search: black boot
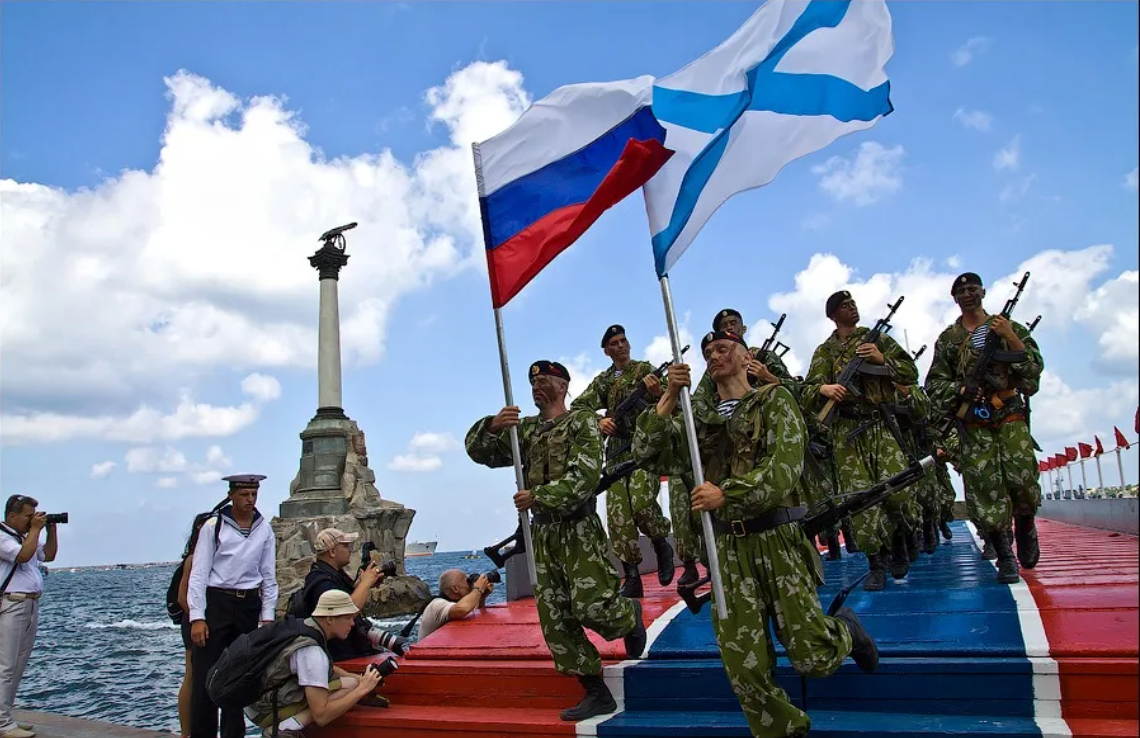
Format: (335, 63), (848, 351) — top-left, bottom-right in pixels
(889, 532), (910, 580)
(559, 675), (617, 721)
(842, 520), (860, 553)
(980, 536), (997, 560)
(993, 531), (1019, 584)
(619, 561), (643, 599)
(677, 559), (700, 589)
(834, 606), (879, 673)
(623, 598), (647, 659)
(651, 538), (675, 586)
(940, 519), (954, 540)
(1014, 515), (1040, 570)
(826, 532), (842, 561)
(922, 519), (939, 555)
(907, 529), (921, 563)
(862, 553), (887, 591)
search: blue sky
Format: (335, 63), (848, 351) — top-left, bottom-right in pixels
(2, 1), (1137, 567)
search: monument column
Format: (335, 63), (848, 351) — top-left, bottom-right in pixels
(312, 238), (349, 418)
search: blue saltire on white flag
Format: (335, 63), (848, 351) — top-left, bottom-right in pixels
(644, 0), (895, 277)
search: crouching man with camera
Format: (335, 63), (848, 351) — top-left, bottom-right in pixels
(0, 496), (61, 738)
(239, 591), (392, 738)
(416, 569), (494, 640)
(288, 529), (407, 682)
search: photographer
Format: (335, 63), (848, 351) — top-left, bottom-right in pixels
(417, 569), (493, 640)
(0, 495), (60, 738)
(290, 529), (407, 666)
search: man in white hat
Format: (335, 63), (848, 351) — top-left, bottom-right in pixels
(245, 590), (386, 737)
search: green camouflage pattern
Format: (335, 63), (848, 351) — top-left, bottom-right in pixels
(635, 384), (853, 736)
(465, 409), (636, 676)
(896, 384), (946, 524)
(804, 328), (920, 554)
(924, 316), (1044, 535)
(667, 472), (705, 563)
(572, 360), (672, 562)
(692, 347), (798, 415)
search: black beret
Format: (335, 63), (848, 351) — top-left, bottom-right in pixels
(600, 324), (625, 348)
(951, 272), (983, 295)
(223, 474), (266, 490)
(700, 330), (748, 354)
(712, 308), (742, 331)
(825, 290), (852, 318)
(529, 360), (571, 383)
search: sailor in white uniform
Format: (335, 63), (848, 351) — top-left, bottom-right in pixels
(188, 474), (278, 738)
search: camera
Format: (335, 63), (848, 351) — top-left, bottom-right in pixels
(358, 541), (397, 580)
(466, 570), (501, 588)
(366, 656), (400, 679)
(45, 513), (69, 525)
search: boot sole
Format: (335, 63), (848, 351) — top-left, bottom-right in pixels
(560, 698), (617, 722)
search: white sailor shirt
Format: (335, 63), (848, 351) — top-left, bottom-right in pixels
(187, 508), (278, 622)
(0, 523), (45, 595)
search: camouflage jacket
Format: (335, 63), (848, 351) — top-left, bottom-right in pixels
(571, 360), (660, 461)
(803, 327), (918, 413)
(924, 315), (1043, 420)
(633, 384), (806, 521)
(465, 409), (603, 516)
(692, 347), (799, 415)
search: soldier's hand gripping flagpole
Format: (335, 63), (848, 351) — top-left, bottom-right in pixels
(659, 275), (728, 620)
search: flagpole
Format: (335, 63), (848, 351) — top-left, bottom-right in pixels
(473, 142), (537, 589)
(1079, 459), (1088, 493)
(659, 275), (728, 620)
(1116, 447), (1126, 490)
(1066, 465), (1073, 495)
(1095, 454), (1105, 491)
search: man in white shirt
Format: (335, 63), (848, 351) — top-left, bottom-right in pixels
(417, 569), (493, 640)
(0, 495), (59, 738)
(188, 474), (278, 738)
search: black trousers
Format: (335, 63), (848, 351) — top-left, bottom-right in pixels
(190, 588), (261, 738)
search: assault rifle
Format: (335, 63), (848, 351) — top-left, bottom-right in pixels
(950, 272), (1031, 423)
(774, 341), (792, 358)
(759, 314), (786, 355)
(483, 459), (639, 568)
(817, 296), (905, 428)
(911, 344), (927, 363)
(1023, 314), (1042, 451)
(676, 456), (934, 615)
(605, 345), (690, 457)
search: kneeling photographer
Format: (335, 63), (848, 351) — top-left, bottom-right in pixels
(288, 529), (408, 665)
(417, 569), (496, 640)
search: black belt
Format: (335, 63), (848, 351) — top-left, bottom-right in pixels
(712, 506), (807, 537)
(531, 497), (597, 525)
(207, 586), (260, 599)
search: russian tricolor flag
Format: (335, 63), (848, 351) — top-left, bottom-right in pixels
(473, 76), (672, 308)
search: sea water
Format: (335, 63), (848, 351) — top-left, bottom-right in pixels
(15, 551), (503, 732)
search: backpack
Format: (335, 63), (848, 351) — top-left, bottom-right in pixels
(165, 560), (186, 624)
(205, 617), (325, 710)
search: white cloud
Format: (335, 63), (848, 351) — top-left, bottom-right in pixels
(560, 353), (608, 402)
(205, 445), (232, 468)
(240, 373), (282, 402)
(387, 454), (443, 473)
(408, 432), (459, 454)
(1, 391), (259, 445)
(155, 477), (179, 489)
(125, 446), (190, 473)
(811, 142), (905, 207)
(952, 107), (993, 131)
(945, 255), (963, 269)
(190, 470), (223, 485)
(1031, 371), (1140, 454)
(1074, 270), (1139, 370)
(643, 323), (696, 368)
(994, 134), (1021, 172)
(90, 461), (116, 479)
(952, 36), (993, 67)
(999, 173), (1036, 203)
(0, 62), (530, 442)
(1125, 167), (1138, 191)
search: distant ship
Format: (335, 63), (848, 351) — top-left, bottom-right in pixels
(405, 541), (438, 557)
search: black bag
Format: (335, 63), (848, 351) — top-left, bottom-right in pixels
(205, 617), (325, 709)
(165, 561), (185, 624)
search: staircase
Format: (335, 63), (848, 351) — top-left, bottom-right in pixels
(321, 520), (1137, 738)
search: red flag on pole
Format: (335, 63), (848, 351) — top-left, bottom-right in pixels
(1038, 460), (1048, 473)
(1053, 453), (1067, 467)
(1095, 436), (1105, 456)
(1114, 426), (1131, 449)
(1065, 446), (1078, 462)
(1078, 442), (1094, 459)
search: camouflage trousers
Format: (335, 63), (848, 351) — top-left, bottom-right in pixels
(532, 513), (638, 677)
(801, 451), (839, 536)
(832, 417), (917, 554)
(960, 420), (1041, 536)
(712, 523), (853, 737)
(915, 471), (943, 522)
(607, 467), (672, 563)
(667, 474), (706, 564)
(935, 462), (957, 522)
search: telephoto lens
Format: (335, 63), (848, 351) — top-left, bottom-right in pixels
(45, 513), (69, 525)
(380, 559), (397, 578)
(466, 570), (502, 587)
(369, 656), (400, 679)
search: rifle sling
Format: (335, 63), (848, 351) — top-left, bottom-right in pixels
(711, 506), (807, 537)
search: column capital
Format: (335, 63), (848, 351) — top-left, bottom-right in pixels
(309, 243), (350, 281)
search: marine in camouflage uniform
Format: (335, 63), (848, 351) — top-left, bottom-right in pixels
(803, 290), (920, 591)
(893, 382), (947, 555)
(571, 324), (674, 598)
(924, 272), (1044, 584)
(634, 330), (878, 738)
(465, 360), (647, 722)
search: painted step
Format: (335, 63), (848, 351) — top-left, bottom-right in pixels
(320, 704), (575, 738)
